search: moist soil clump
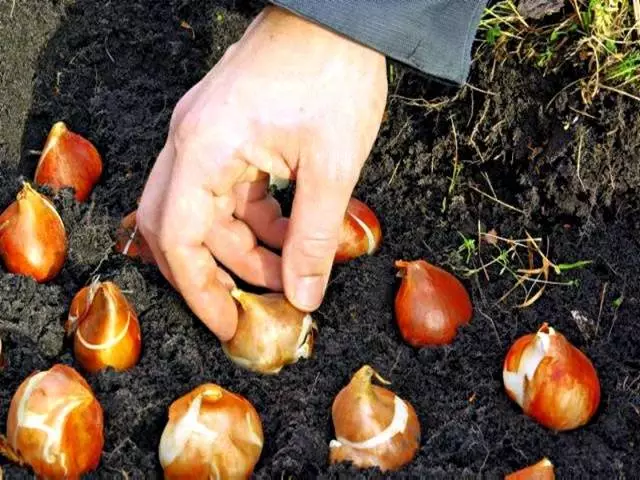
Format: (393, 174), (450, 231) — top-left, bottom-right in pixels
(1, 1), (639, 478)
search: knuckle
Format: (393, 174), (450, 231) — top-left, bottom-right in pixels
(291, 234), (338, 264)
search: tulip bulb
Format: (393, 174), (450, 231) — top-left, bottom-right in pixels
(221, 288), (316, 374)
(329, 365), (420, 471)
(159, 384), (263, 479)
(114, 210), (156, 264)
(0, 182), (67, 282)
(394, 259), (472, 346)
(66, 279), (142, 373)
(334, 198), (382, 263)
(34, 122), (103, 202)
(503, 323), (600, 431)
(506, 457), (555, 479)
(5, 364), (104, 478)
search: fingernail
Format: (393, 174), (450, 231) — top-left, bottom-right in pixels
(294, 275), (325, 310)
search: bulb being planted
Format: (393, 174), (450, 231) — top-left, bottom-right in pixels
(329, 365), (420, 471)
(394, 259), (472, 346)
(2, 364), (104, 478)
(114, 210), (156, 264)
(66, 279), (141, 373)
(221, 288), (316, 374)
(505, 457), (555, 479)
(0, 182), (67, 282)
(503, 323), (600, 431)
(334, 198), (382, 263)
(159, 383), (263, 479)
(34, 121), (103, 202)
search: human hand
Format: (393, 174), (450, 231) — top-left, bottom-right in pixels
(137, 6), (387, 340)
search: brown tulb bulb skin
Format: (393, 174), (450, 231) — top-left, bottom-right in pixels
(503, 323), (600, 431)
(34, 122), (103, 202)
(394, 259), (472, 346)
(334, 198), (382, 263)
(505, 457), (555, 480)
(158, 383), (264, 479)
(4, 364), (104, 479)
(66, 279), (142, 373)
(221, 288), (316, 374)
(0, 182), (67, 282)
(329, 365), (421, 471)
(114, 210), (156, 264)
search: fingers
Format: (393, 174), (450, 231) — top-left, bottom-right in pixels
(204, 217), (283, 291)
(160, 154), (240, 340)
(136, 144), (179, 289)
(233, 178), (288, 249)
(282, 156), (357, 311)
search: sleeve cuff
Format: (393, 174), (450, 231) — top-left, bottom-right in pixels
(269, 0), (488, 85)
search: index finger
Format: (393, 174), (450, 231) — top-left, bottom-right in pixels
(158, 146), (242, 341)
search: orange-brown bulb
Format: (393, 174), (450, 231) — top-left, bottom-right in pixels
(158, 384), (263, 479)
(6, 364), (104, 478)
(503, 323), (600, 431)
(329, 365), (421, 471)
(34, 122), (103, 202)
(0, 182), (67, 282)
(334, 198), (382, 263)
(114, 210), (156, 264)
(66, 279), (141, 373)
(505, 457), (555, 479)
(221, 288), (316, 374)
(394, 259), (472, 346)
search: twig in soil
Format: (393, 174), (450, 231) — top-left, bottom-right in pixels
(104, 35), (116, 63)
(386, 118), (411, 186)
(599, 84), (640, 102)
(441, 116), (462, 212)
(477, 307), (501, 343)
(575, 128), (587, 191)
(105, 437), (136, 460)
(389, 349), (402, 375)
(595, 281), (608, 338)
(607, 289), (625, 341)
(468, 183), (525, 214)
(9, 0), (16, 18)
(309, 372), (321, 396)
(469, 100), (491, 162)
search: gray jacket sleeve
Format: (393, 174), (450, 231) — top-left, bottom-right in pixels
(268, 1), (488, 85)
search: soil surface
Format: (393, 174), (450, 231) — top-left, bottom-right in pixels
(1, 1), (639, 478)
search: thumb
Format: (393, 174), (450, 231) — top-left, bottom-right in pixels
(282, 159), (357, 311)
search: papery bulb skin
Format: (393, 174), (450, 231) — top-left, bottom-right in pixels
(158, 384), (263, 479)
(329, 365), (420, 471)
(6, 364), (104, 479)
(503, 323), (600, 431)
(0, 183), (67, 282)
(394, 260), (472, 346)
(114, 210), (156, 264)
(66, 280), (141, 373)
(505, 457), (555, 479)
(334, 198), (382, 263)
(221, 289), (316, 374)
(34, 122), (103, 202)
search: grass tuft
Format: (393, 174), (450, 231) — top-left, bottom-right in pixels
(478, 0), (640, 103)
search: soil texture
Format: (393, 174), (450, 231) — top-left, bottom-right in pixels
(1, 0), (639, 478)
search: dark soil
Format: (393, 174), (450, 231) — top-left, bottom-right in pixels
(1, 1), (639, 478)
